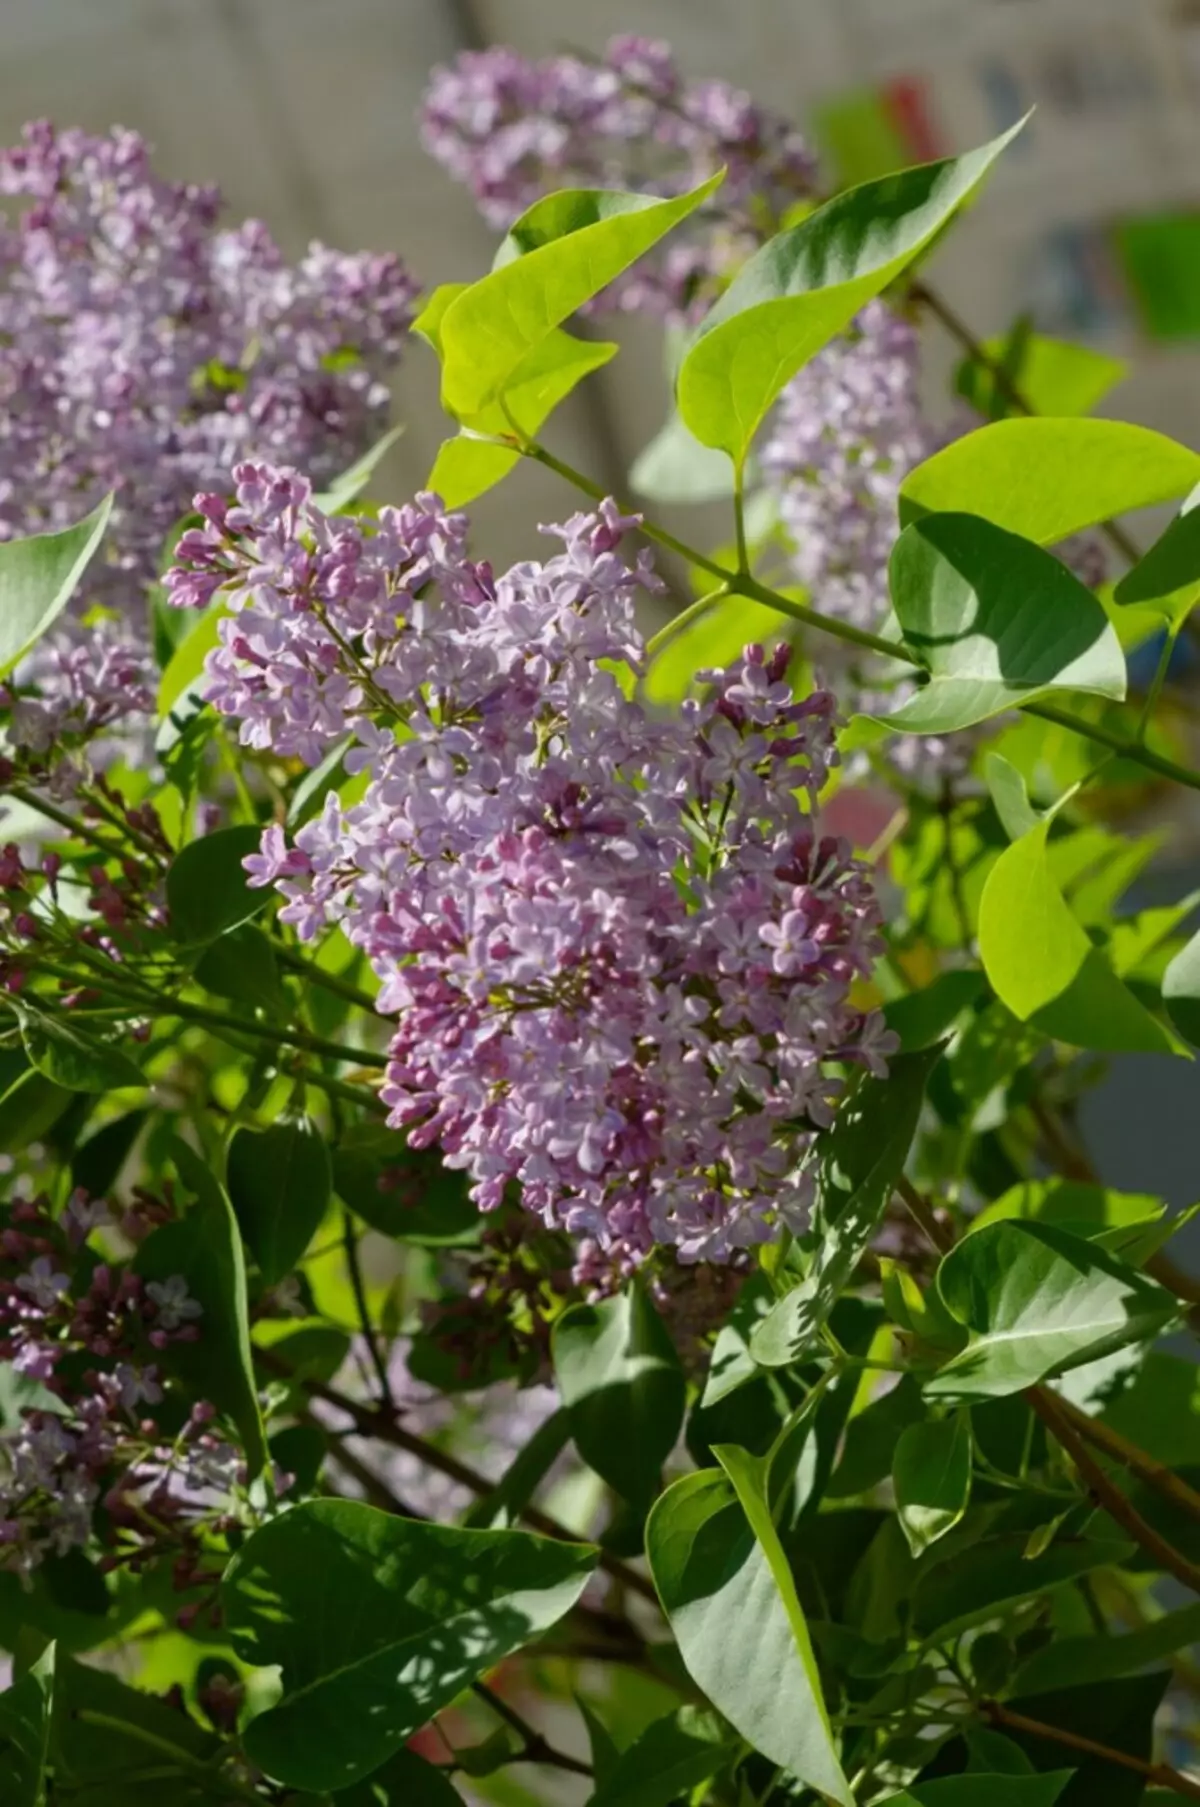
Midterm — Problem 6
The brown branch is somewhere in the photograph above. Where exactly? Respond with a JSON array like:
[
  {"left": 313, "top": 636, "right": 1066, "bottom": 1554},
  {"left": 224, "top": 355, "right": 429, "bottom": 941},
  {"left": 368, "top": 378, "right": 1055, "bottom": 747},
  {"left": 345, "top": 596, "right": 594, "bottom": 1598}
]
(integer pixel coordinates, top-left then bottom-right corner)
[
  {"left": 1055, "top": 1393, "right": 1200, "bottom": 1528},
  {"left": 983, "top": 1699, "right": 1200, "bottom": 1800},
  {"left": 1027, "top": 1388, "right": 1200, "bottom": 1595},
  {"left": 895, "top": 1174, "right": 955, "bottom": 1254}
]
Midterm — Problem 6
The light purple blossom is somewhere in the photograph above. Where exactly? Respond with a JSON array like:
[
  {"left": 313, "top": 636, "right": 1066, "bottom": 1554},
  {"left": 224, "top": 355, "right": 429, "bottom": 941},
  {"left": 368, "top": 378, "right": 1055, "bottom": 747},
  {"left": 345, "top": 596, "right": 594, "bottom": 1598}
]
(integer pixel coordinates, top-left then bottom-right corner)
[{"left": 171, "top": 466, "right": 896, "bottom": 1268}]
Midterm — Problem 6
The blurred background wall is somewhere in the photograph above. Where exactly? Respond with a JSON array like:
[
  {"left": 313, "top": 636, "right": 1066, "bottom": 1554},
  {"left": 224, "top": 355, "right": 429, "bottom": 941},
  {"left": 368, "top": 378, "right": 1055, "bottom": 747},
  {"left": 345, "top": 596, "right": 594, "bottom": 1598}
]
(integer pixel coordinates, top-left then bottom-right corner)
[{"left": 4, "top": 0, "right": 1200, "bottom": 1200}]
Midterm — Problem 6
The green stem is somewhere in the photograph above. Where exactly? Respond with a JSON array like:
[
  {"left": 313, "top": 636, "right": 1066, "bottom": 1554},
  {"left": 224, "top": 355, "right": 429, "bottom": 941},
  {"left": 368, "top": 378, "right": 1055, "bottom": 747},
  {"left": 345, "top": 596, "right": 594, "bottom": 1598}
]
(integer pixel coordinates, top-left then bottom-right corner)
[
  {"left": 6, "top": 785, "right": 132, "bottom": 864},
  {"left": 1136, "top": 622, "right": 1181, "bottom": 744},
  {"left": 733, "top": 456, "right": 750, "bottom": 574},
  {"left": 645, "top": 581, "right": 731, "bottom": 660},
  {"left": 273, "top": 942, "right": 380, "bottom": 1013},
  {"left": 521, "top": 437, "right": 1200, "bottom": 797}
]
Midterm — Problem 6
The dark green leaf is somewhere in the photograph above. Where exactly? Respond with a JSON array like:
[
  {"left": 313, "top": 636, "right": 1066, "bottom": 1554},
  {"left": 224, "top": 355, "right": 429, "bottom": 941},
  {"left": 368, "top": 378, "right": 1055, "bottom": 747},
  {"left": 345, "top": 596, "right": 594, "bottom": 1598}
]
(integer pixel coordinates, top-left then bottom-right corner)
[
  {"left": 586, "top": 1706, "right": 732, "bottom": 1807},
  {"left": 166, "top": 825, "right": 268, "bottom": 946},
  {"left": 226, "top": 1116, "right": 331, "bottom": 1285},
  {"left": 912, "top": 1526, "right": 1134, "bottom": 1637},
  {"left": 678, "top": 122, "right": 1023, "bottom": 466},
  {"left": 646, "top": 1463, "right": 851, "bottom": 1802},
  {"left": 893, "top": 1412, "right": 972, "bottom": 1555},
  {"left": 439, "top": 177, "right": 721, "bottom": 417},
  {"left": 901, "top": 418, "right": 1200, "bottom": 543},
  {"left": 332, "top": 1124, "right": 480, "bottom": 1244},
  {"left": 979, "top": 823, "right": 1176, "bottom": 1054},
  {"left": 750, "top": 1051, "right": 936, "bottom": 1367},
  {"left": 826, "top": 1376, "right": 926, "bottom": 1499},
  {"left": 1163, "top": 924, "right": 1200, "bottom": 1047},
  {"left": 192, "top": 925, "right": 283, "bottom": 1014},
  {"left": 337, "top": 1745, "right": 466, "bottom": 1803},
  {"left": 18, "top": 1008, "right": 143, "bottom": 1094},
  {"left": 0, "top": 496, "right": 113, "bottom": 676},
  {"left": 0, "top": 1068, "right": 71, "bottom": 1156},
  {"left": 70, "top": 1111, "right": 146, "bottom": 1199},
  {"left": 1113, "top": 484, "right": 1200, "bottom": 625},
  {"left": 996, "top": 1673, "right": 1169, "bottom": 1807},
  {"left": 884, "top": 514, "right": 1124, "bottom": 735},
  {"left": 955, "top": 328, "right": 1126, "bottom": 420},
  {"left": 1012, "top": 1601, "right": 1200, "bottom": 1694},
  {"left": 700, "top": 1275, "right": 773, "bottom": 1406},
  {"left": 882, "top": 1777, "right": 1073, "bottom": 1806},
  {"left": 553, "top": 1286, "right": 685, "bottom": 1505},
  {"left": 50, "top": 1657, "right": 223, "bottom": 1806},
  {"left": 0, "top": 1641, "right": 53, "bottom": 1807},
  {"left": 884, "top": 970, "right": 985, "bottom": 1053},
  {"left": 222, "top": 1499, "right": 597, "bottom": 1792},
  {"left": 926, "top": 1220, "right": 1179, "bottom": 1401},
  {"left": 135, "top": 1137, "right": 267, "bottom": 1474}
]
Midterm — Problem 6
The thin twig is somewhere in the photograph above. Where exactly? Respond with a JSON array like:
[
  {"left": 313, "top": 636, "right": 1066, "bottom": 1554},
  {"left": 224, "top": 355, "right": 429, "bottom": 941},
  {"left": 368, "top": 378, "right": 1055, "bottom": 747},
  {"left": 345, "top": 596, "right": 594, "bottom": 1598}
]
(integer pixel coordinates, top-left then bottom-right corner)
[
  {"left": 342, "top": 1207, "right": 395, "bottom": 1409},
  {"left": 473, "top": 1682, "right": 593, "bottom": 1777},
  {"left": 983, "top": 1698, "right": 1200, "bottom": 1800}
]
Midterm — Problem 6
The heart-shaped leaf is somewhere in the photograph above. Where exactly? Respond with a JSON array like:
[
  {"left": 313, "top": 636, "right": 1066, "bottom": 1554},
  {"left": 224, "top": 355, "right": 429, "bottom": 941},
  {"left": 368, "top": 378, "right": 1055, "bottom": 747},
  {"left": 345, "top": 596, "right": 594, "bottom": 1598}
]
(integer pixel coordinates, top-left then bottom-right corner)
[
  {"left": 553, "top": 1286, "right": 684, "bottom": 1505},
  {"left": 226, "top": 1116, "right": 332, "bottom": 1286},
  {"left": 893, "top": 1413, "right": 972, "bottom": 1555}
]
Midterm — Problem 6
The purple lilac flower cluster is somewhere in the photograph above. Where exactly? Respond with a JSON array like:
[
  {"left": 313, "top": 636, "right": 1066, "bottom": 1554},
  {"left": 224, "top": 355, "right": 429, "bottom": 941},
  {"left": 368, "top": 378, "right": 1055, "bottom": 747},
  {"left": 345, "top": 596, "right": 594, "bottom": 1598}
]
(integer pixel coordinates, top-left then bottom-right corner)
[
  {"left": 168, "top": 465, "right": 895, "bottom": 1268},
  {"left": 0, "top": 122, "right": 416, "bottom": 766},
  {"left": 421, "top": 35, "right": 816, "bottom": 321},
  {"left": 0, "top": 1185, "right": 234, "bottom": 1579}
]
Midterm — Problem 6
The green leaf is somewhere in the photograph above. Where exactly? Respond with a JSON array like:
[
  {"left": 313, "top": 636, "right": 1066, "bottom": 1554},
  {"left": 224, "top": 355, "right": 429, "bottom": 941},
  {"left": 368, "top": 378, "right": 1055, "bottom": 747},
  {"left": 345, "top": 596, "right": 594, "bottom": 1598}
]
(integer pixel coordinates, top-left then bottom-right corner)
[
  {"left": 925, "top": 1219, "right": 1179, "bottom": 1401},
  {"left": 553, "top": 1286, "right": 685, "bottom": 1504},
  {"left": 1113, "top": 483, "right": 1200, "bottom": 626},
  {"left": 630, "top": 411, "right": 736, "bottom": 503},
  {"left": 313, "top": 422, "right": 405, "bottom": 514},
  {"left": 912, "top": 1524, "right": 1134, "bottom": 1638},
  {"left": 644, "top": 589, "right": 787, "bottom": 706},
  {"left": 70, "top": 1111, "right": 146, "bottom": 1199},
  {"left": 677, "top": 120, "right": 1024, "bottom": 467},
  {"left": 192, "top": 924, "right": 284, "bottom": 1014},
  {"left": 892, "top": 1413, "right": 972, "bottom": 1555},
  {"left": 882, "top": 1777, "right": 1073, "bottom": 1806},
  {"left": 428, "top": 326, "right": 617, "bottom": 507},
  {"left": 0, "top": 496, "right": 113, "bottom": 677},
  {"left": 0, "top": 1641, "right": 54, "bottom": 1807},
  {"left": 17, "top": 1008, "right": 144, "bottom": 1094},
  {"left": 1012, "top": 1600, "right": 1200, "bottom": 1695},
  {"left": 332, "top": 1124, "right": 481, "bottom": 1244},
  {"left": 971, "top": 1179, "right": 1165, "bottom": 1254},
  {"left": 157, "top": 595, "right": 228, "bottom": 717},
  {"left": 987, "top": 752, "right": 1044, "bottom": 842},
  {"left": 0, "top": 1068, "right": 71, "bottom": 1156},
  {"left": 955, "top": 328, "right": 1127, "bottom": 420},
  {"left": 750, "top": 1051, "right": 935, "bottom": 1367},
  {"left": 883, "top": 514, "right": 1125, "bottom": 736},
  {"left": 700, "top": 1276, "right": 773, "bottom": 1406},
  {"left": 226, "top": 1116, "right": 332, "bottom": 1285},
  {"left": 883, "top": 970, "right": 986, "bottom": 1053},
  {"left": 50, "top": 1657, "right": 224, "bottom": 1805},
  {"left": 222, "top": 1499, "right": 597, "bottom": 1793},
  {"left": 166, "top": 824, "right": 268, "bottom": 946},
  {"left": 978, "top": 822, "right": 1176, "bottom": 1054},
  {"left": 994, "top": 1672, "right": 1168, "bottom": 1807},
  {"left": 900, "top": 418, "right": 1200, "bottom": 544},
  {"left": 338, "top": 1745, "right": 467, "bottom": 1804},
  {"left": 135, "top": 1138, "right": 267, "bottom": 1475},
  {"left": 439, "top": 176, "right": 722, "bottom": 417},
  {"left": 463, "top": 1408, "right": 571, "bottom": 1530},
  {"left": 1163, "top": 925, "right": 1200, "bottom": 1047},
  {"left": 586, "top": 1706, "right": 732, "bottom": 1807},
  {"left": 646, "top": 1463, "right": 851, "bottom": 1803}
]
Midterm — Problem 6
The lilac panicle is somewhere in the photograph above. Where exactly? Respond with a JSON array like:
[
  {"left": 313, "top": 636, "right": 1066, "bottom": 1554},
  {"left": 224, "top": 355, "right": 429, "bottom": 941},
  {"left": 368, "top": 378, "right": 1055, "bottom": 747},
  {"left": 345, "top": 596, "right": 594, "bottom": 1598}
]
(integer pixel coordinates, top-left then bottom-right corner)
[
  {"left": 169, "top": 464, "right": 896, "bottom": 1270},
  {"left": 421, "top": 35, "right": 816, "bottom": 321}
]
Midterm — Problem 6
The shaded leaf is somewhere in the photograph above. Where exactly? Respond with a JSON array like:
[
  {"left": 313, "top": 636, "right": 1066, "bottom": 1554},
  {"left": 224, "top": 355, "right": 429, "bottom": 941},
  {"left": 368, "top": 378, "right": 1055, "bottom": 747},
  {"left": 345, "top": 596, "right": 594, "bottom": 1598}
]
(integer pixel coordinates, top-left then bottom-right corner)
[
  {"left": 750, "top": 1051, "right": 936, "bottom": 1368},
  {"left": 884, "top": 514, "right": 1125, "bottom": 736},
  {"left": 313, "top": 422, "right": 405, "bottom": 514},
  {"left": 884, "top": 970, "right": 986, "bottom": 1053},
  {"left": 226, "top": 1116, "right": 332, "bottom": 1285},
  {"left": 586, "top": 1705, "right": 732, "bottom": 1807},
  {"left": 1012, "top": 1601, "right": 1200, "bottom": 1695},
  {"left": 553, "top": 1286, "right": 684, "bottom": 1505},
  {"left": 0, "top": 1641, "right": 54, "bottom": 1807},
  {"left": 882, "top": 1776, "right": 1073, "bottom": 1806},
  {"left": 1113, "top": 482, "right": 1200, "bottom": 626},
  {"left": 167, "top": 825, "right": 268, "bottom": 946},
  {"left": 463, "top": 1408, "right": 571, "bottom": 1530},
  {"left": 630, "top": 411, "right": 736, "bottom": 503},
  {"left": 926, "top": 1219, "right": 1179, "bottom": 1401},
  {"left": 332, "top": 1124, "right": 480, "bottom": 1244},
  {"left": 646, "top": 1462, "right": 852, "bottom": 1803},
  {"left": 893, "top": 1413, "right": 972, "bottom": 1555},
  {"left": 135, "top": 1138, "right": 267, "bottom": 1474},
  {"left": 17, "top": 1009, "right": 143, "bottom": 1094},
  {"left": 1163, "top": 924, "right": 1200, "bottom": 1047},
  {"left": 192, "top": 924, "right": 284, "bottom": 1014},
  {"left": 222, "top": 1499, "right": 596, "bottom": 1792},
  {"left": 955, "top": 328, "right": 1126, "bottom": 420}
]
